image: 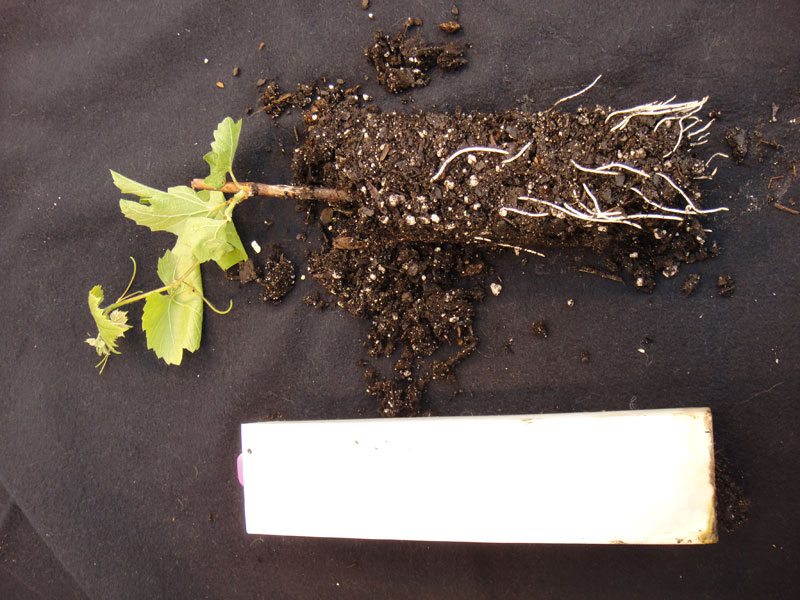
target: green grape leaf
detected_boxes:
[181,216,247,270]
[86,285,131,356]
[203,117,242,189]
[141,249,203,365]
[115,172,222,234]
[113,172,244,268]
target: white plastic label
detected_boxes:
[240,408,716,544]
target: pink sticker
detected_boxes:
[237,454,244,486]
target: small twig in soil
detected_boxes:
[575,267,624,283]
[741,382,783,404]
[758,139,784,150]
[773,202,799,215]
[767,175,784,189]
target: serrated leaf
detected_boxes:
[203,117,242,189]
[113,172,243,268]
[180,216,247,270]
[115,176,220,235]
[87,285,131,356]
[142,249,203,365]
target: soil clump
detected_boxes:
[288,93,727,414]
[365,17,467,94]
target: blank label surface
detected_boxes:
[240,408,716,544]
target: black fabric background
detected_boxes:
[1,1,799,598]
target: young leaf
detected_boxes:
[180,216,247,270]
[203,117,242,189]
[114,174,222,234]
[114,172,246,268]
[86,285,131,357]
[141,248,203,365]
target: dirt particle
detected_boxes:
[216,81,225,89]
[361,0,369,10]
[365,367,425,417]
[259,250,296,303]
[226,259,260,285]
[233,66,240,77]
[580,350,590,363]
[236,259,259,284]
[293,93,728,415]
[365,17,467,93]
[681,273,701,296]
[715,453,750,533]
[439,21,461,34]
[302,292,328,310]
[716,274,735,297]
[258,42,265,51]
[531,319,548,339]
[724,127,748,163]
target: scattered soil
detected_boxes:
[232,258,259,284]
[259,80,316,118]
[365,17,467,94]
[288,92,726,414]
[260,249,296,302]
[724,127,749,163]
[439,21,461,34]
[227,250,296,303]
[714,453,751,533]
[295,99,721,290]
[716,274,735,297]
[531,319,548,338]
[681,272,701,296]
[302,291,328,310]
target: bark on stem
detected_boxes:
[191,179,351,205]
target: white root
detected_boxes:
[499,205,549,218]
[582,183,603,214]
[429,91,728,234]
[570,160,620,176]
[549,74,603,110]
[606,96,709,158]
[595,162,652,179]
[705,152,729,167]
[607,96,708,131]
[430,146,509,182]
[513,196,642,229]
[501,141,533,164]
[473,235,546,257]
[656,173,728,214]
[687,118,715,138]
